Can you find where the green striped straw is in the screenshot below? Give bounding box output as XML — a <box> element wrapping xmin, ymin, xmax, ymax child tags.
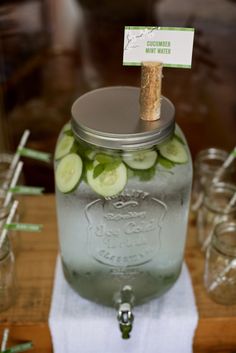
<box><xmin>0</xmin><ymin>200</ymin><xmax>18</xmax><ymax>249</ymax></box>
<box><xmin>2</xmin><ymin>131</ymin><xmax>30</xmax><ymax>190</ymax></box>
<box><xmin>3</xmin><ymin>162</ymin><xmax>23</xmax><ymax>207</ymax></box>
<box><xmin>1</xmin><ymin>341</ymin><xmax>33</xmax><ymax>353</ymax></box>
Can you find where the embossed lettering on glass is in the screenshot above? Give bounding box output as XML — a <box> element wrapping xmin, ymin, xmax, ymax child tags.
<box><xmin>54</xmin><ymin>87</ymin><xmax>193</xmax><ymax>337</ymax></box>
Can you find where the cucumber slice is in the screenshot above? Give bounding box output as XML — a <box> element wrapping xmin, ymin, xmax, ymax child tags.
<box><xmin>174</xmin><ymin>133</ymin><xmax>185</xmax><ymax>145</ymax></box>
<box><xmin>56</xmin><ymin>153</ymin><xmax>82</xmax><ymax>193</ymax></box>
<box><xmin>87</xmin><ymin>162</ymin><xmax>127</xmax><ymax>197</ymax></box>
<box><xmin>123</xmin><ymin>150</ymin><xmax>157</xmax><ymax>170</ymax></box>
<box><xmin>55</xmin><ymin>135</ymin><xmax>74</xmax><ymax>160</ymax></box>
<box><xmin>158</xmin><ymin>137</ymin><xmax>188</xmax><ymax>164</ymax></box>
<box><xmin>62</xmin><ymin>122</ymin><xmax>71</xmax><ymax>133</ymax></box>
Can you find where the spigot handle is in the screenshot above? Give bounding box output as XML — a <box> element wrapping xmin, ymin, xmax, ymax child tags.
<box><xmin>117</xmin><ymin>302</ymin><xmax>134</xmax><ymax>339</ymax></box>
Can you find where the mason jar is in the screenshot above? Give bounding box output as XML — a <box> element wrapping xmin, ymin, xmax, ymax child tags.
<box><xmin>0</xmin><ymin>235</ymin><xmax>17</xmax><ymax>312</ymax></box>
<box><xmin>191</xmin><ymin>148</ymin><xmax>234</xmax><ymax>212</ymax></box>
<box><xmin>197</xmin><ymin>182</ymin><xmax>236</xmax><ymax>250</ymax></box>
<box><xmin>204</xmin><ymin>221</ymin><xmax>236</xmax><ymax>305</ymax></box>
<box><xmin>54</xmin><ymin>87</ymin><xmax>193</xmax><ymax>332</ymax></box>
<box><xmin>0</xmin><ymin>189</ymin><xmax>20</xmax><ymax>254</ymax></box>
<box><xmin>0</xmin><ymin>153</ymin><xmax>14</xmax><ymax>190</ymax></box>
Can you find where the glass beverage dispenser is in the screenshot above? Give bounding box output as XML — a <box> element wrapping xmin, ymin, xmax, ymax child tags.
<box><xmin>54</xmin><ymin>66</ymin><xmax>192</xmax><ymax>337</ymax></box>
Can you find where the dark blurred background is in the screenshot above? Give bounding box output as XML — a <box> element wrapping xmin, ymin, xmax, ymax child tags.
<box><xmin>0</xmin><ymin>0</ymin><xmax>236</xmax><ymax>191</ymax></box>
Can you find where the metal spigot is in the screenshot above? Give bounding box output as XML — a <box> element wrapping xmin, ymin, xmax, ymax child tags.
<box><xmin>117</xmin><ymin>286</ymin><xmax>134</xmax><ymax>339</ymax></box>
<box><xmin>117</xmin><ymin>302</ymin><xmax>134</xmax><ymax>339</ymax></box>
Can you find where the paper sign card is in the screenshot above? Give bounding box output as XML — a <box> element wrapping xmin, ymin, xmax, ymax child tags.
<box><xmin>123</xmin><ymin>26</ymin><xmax>194</xmax><ymax>68</ymax></box>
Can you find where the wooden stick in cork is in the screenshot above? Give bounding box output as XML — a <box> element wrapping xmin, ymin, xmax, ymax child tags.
<box><xmin>139</xmin><ymin>62</ymin><xmax>163</xmax><ymax>121</ymax></box>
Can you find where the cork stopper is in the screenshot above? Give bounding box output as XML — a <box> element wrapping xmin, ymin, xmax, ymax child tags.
<box><xmin>139</xmin><ymin>62</ymin><xmax>163</xmax><ymax>121</ymax></box>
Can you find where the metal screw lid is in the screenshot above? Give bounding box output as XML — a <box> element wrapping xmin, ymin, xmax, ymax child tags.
<box><xmin>71</xmin><ymin>86</ymin><xmax>175</xmax><ymax>150</ymax></box>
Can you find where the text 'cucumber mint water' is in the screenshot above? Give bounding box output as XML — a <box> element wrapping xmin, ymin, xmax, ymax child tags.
<box><xmin>54</xmin><ymin>86</ymin><xmax>192</xmax><ymax>336</ymax></box>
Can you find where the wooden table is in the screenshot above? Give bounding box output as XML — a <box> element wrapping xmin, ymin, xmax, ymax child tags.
<box><xmin>0</xmin><ymin>195</ymin><xmax>236</xmax><ymax>353</ymax></box>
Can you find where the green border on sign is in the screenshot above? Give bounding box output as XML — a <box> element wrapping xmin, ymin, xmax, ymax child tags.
<box><xmin>124</xmin><ymin>26</ymin><xmax>194</xmax><ymax>31</ymax></box>
<box><xmin>123</xmin><ymin>62</ymin><xmax>192</xmax><ymax>69</ymax></box>
<box><xmin>123</xmin><ymin>26</ymin><xmax>194</xmax><ymax>68</ymax></box>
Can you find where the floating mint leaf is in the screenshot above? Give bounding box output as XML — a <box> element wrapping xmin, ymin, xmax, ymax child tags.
<box><xmin>127</xmin><ymin>168</ymin><xmax>135</xmax><ymax>178</ymax></box>
<box><xmin>85</xmin><ymin>160</ymin><xmax>93</xmax><ymax>171</ymax></box>
<box><xmin>104</xmin><ymin>159</ymin><xmax>122</xmax><ymax>171</ymax></box>
<box><xmin>93</xmin><ymin>164</ymin><xmax>105</xmax><ymax>178</ymax></box>
<box><xmin>158</xmin><ymin>156</ymin><xmax>175</xmax><ymax>169</ymax></box>
<box><xmin>95</xmin><ymin>154</ymin><xmax>114</xmax><ymax>164</ymax></box>
<box><xmin>174</xmin><ymin>134</ymin><xmax>185</xmax><ymax>145</ymax></box>
<box><xmin>133</xmin><ymin>166</ymin><xmax>156</xmax><ymax>181</ymax></box>
<box><xmin>69</xmin><ymin>143</ymin><xmax>79</xmax><ymax>154</ymax></box>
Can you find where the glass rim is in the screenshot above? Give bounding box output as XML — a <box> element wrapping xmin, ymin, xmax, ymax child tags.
<box><xmin>213</xmin><ymin>221</ymin><xmax>236</xmax><ymax>257</ymax></box>
<box><xmin>194</xmin><ymin>148</ymin><xmax>231</xmax><ymax>174</ymax></box>
<box><xmin>204</xmin><ymin>182</ymin><xmax>236</xmax><ymax>214</ymax></box>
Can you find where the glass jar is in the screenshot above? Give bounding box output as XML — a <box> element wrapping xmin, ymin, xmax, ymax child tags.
<box><xmin>197</xmin><ymin>182</ymin><xmax>236</xmax><ymax>250</ymax></box>
<box><xmin>0</xmin><ymin>236</ymin><xmax>17</xmax><ymax>312</ymax></box>
<box><xmin>191</xmin><ymin>148</ymin><xmax>234</xmax><ymax>212</ymax></box>
<box><xmin>204</xmin><ymin>221</ymin><xmax>236</xmax><ymax>305</ymax></box>
<box><xmin>0</xmin><ymin>189</ymin><xmax>20</xmax><ymax>254</ymax></box>
<box><xmin>54</xmin><ymin>87</ymin><xmax>193</xmax><ymax>333</ymax></box>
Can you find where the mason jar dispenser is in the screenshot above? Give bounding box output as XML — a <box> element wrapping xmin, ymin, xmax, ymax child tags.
<box><xmin>54</xmin><ymin>64</ymin><xmax>193</xmax><ymax>338</ymax></box>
